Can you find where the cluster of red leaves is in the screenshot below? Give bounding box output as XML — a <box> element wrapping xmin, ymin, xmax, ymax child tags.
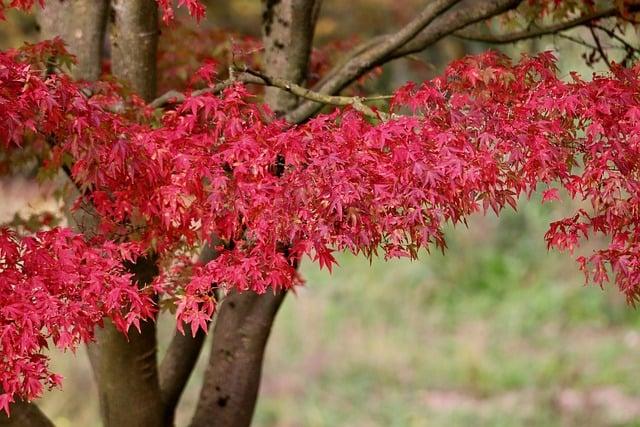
<box><xmin>5</xmin><ymin>29</ymin><xmax>640</xmax><ymax>415</ymax></box>
<box><xmin>0</xmin><ymin>228</ymin><xmax>153</xmax><ymax>414</ymax></box>
<box><xmin>173</xmin><ymin>52</ymin><xmax>640</xmax><ymax>325</ymax></box>
<box><xmin>391</xmin><ymin>51</ymin><xmax>640</xmax><ymax>302</ymax></box>
<box><xmin>156</xmin><ymin>0</ymin><xmax>205</xmax><ymax>23</ymax></box>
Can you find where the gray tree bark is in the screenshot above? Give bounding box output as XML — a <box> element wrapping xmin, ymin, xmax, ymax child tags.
<box><xmin>190</xmin><ymin>291</ymin><xmax>286</xmax><ymax>427</ymax></box>
<box><xmin>87</xmin><ymin>257</ymin><xmax>165</xmax><ymax>427</ymax></box>
<box><xmin>109</xmin><ymin>0</ymin><xmax>159</xmax><ymax>101</ymax></box>
<box><xmin>262</xmin><ymin>0</ymin><xmax>322</xmax><ymax>114</ymax></box>
<box><xmin>37</xmin><ymin>0</ymin><xmax>109</xmax><ymax>80</ymax></box>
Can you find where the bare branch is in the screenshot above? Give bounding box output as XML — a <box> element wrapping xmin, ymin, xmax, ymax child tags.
<box><xmin>556</xmin><ymin>32</ymin><xmax>599</xmax><ymax>51</ymax></box>
<box><xmin>0</xmin><ymin>399</ymin><xmax>54</xmax><ymax>427</ymax></box>
<box><xmin>456</xmin><ymin>6</ymin><xmax>617</xmax><ymax>44</ymax></box>
<box><xmin>309</xmin><ymin>0</ymin><xmax>460</xmax><ymax>96</ymax></box>
<box><xmin>150</xmin><ymin>69</ymin><xmax>391</xmax><ymax>119</ymax></box>
<box><xmin>287</xmin><ymin>0</ymin><xmax>521</xmax><ymax>124</ymax></box>
<box><xmin>159</xmin><ymin>241</ymin><xmax>221</xmax><ymax>423</ymax></box>
<box><xmin>240</xmin><ymin>68</ymin><xmax>389</xmax><ymax>119</ymax></box>
<box><xmin>148</xmin><ymin>80</ymin><xmax>239</xmax><ymax>108</ymax></box>
<box><xmin>590</xmin><ymin>23</ymin><xmax>640</xmax><ymax>66</ymax></box>
<box><xmin>589</xmin><ymin>24</ymin><xmax>613</xmax><ymax>71</ymax></box>
<box><xmin>159</xmin><ymin>329</ymin><xmax>207</xmax><ymax>423</ymax></box>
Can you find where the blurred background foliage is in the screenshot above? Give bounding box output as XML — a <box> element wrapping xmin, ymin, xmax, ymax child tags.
<box><xmin>2</xmin><ymin>0</ymin><xmax>640</xmax><ymax>426</ymax></box>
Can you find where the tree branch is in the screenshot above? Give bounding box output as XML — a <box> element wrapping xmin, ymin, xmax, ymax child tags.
<box><xmin>589</xmin><ymin>24</ymin><xmax>613</xmax><ymax>71</ymax></box>
<box><xmin>309</xmin><ymin>0</ymin><xmax>460</xmax><ymax>98</ymax></box>
<box><xmin>556</xmin><ymin>32</ymin><xmax>599</xmax><ymax>51</ymax></box>
<box><xmin>287</xmin><ymin>0</ymin><xmax>521</xmax><ymax>124</ymax></box>
<box><xmin>159</xmin><ymin>241</ymin><xmax>220</xmax><ymax>424</ymax></box>
<box><xmin>590</xmin><ymin>23</ymin><xmax>640</xmax><ymax>66</ymax></box>
<box><xmin>0</xmin><ymin>399</ymin><xmax>54</xmax><ymax>427</ymax></box>
<box><xmin>150</xmin><ymin>70</ymin><xmax>392</xmax><ymax>119</ymax></box>
<box><xmin>241</xmin><ymin>68</ymin><xmax>389</xmax><ymax>119</ymax></box>
<box><xmin>159</xmin><ymin>330</ymin><xmax>207</xmax><ymax>422</ymax></box>
<box><xmin>455</xmin><ymin>6</ymin><xmax>617</xmax><ymax>44</ymax></box>
<box><xmin>148</xmin><ymin>81</ymin><xmax>238</xmax><ymax>108</ymax></box>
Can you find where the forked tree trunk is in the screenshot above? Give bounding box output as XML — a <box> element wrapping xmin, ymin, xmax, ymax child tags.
<box><xmin>190</xmin><ymin>2</ymin><xmax>322</xmax><ymax>426</ymax></box>
<box><xmin>9</xmin><ymin>0</ymin><xmax>579</xmax><ymax>426</ymax></box>
<box><xmin>38</xmin><ymin>1</ymin><xmax>322</xmax><ymax>426</ymax></box>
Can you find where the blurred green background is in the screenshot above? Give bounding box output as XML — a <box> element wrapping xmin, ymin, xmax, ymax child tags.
<box><xmin>3</xmin><ymin>1</ymin><xmax>640</xmax><ymax>426</ymax></box>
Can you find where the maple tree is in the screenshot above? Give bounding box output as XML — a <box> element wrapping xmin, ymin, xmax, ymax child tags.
<box><xmin>1</xmin><ymin>0</ymin><xmax>640</xmax><ymax>426</ymax></box>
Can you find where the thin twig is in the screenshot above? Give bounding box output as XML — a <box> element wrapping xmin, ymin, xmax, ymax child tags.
<box><xmin>589</xmin><ymin>25</ymin><xmax>613</xmax><ymax>71</ymax></box>
<box><xmin>555</xmin><ymin>33</ymin><xmax>599</xmax><ymax>51</ymax></box>
<box><xmin>149</xmin><ymin>68</ymin><xmax>393</xmax><ymax>120</ymax></box>
<box><xmin>456</xmin><ymin>6</ymin><xmax>617</xmax><ymax>44</ymax></box>
<box><xmin>237</xmin><ymin>67</ymin><xmax>389</xmax><ymax>120</ymax></box>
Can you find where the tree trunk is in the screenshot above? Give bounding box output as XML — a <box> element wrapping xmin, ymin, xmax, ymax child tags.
<box><xmin>190</xmin><ymin>291</ymin><xmax>286</xmax><ymax>427</ymax></box>
<box><xmin>109</xmin><ymin>0</ymin><xmax>158</xmax><ymax>101</ymax></box>
<box><xmin>83</xmin><ymin>2</ymin><xmax>164</xmax><ymax>426</ymax></box>
<box><xmin>262</xmin><ymin>0</ymin><xmax>322</xmax><ymax>114</ymax></box>
<box><xmin>37</xmin><ymin>0</ymin><xmax>109</xmax><ymax>81</ymax></box>
<box><xmin>87</xmin><ymin>256</ymin><xmax>165</xmax><ymax>427</ymax></box>
<box><xmin>190</xmin><ymin>2</ymin><xmax>321</xmax><ymax>426</ymax></box>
